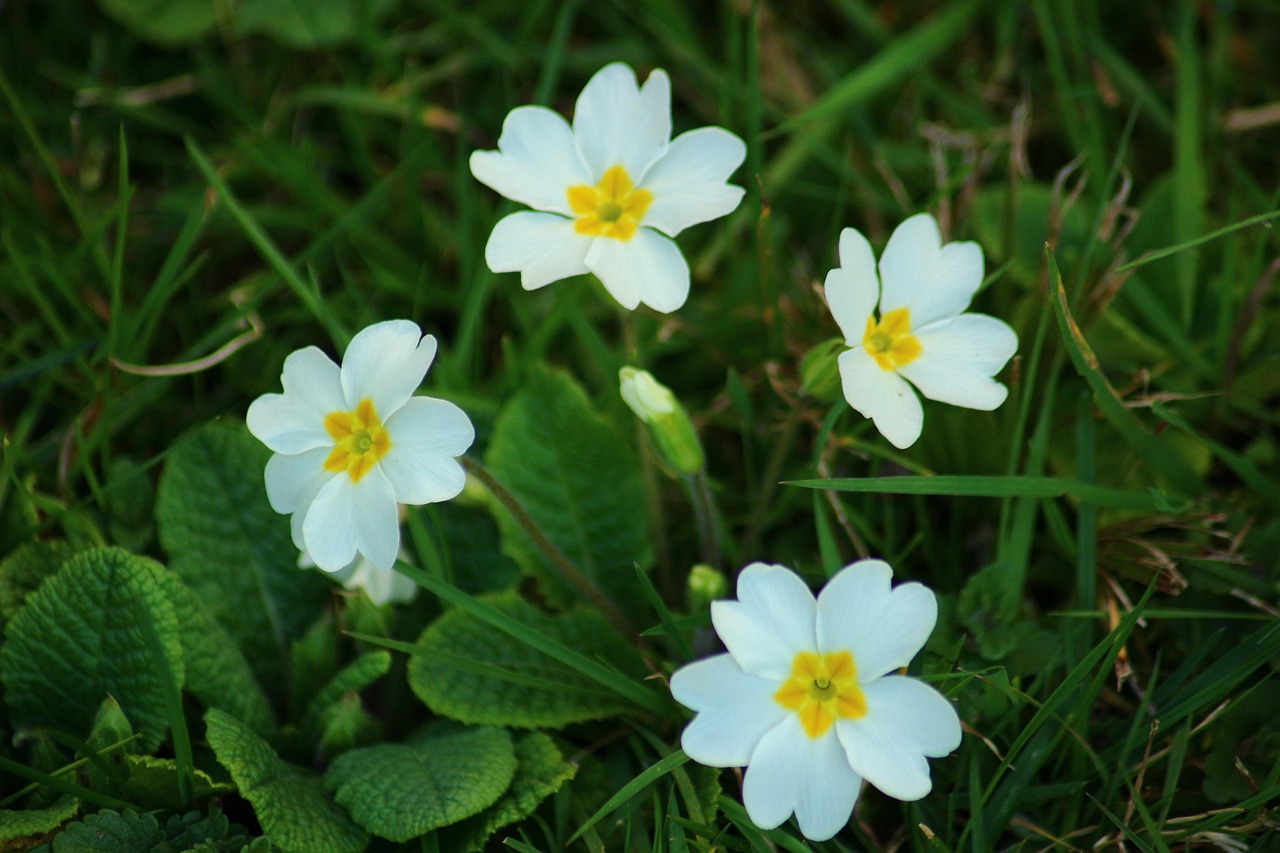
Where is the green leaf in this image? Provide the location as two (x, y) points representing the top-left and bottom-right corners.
(787, 474), (1181, 510)
(0, 540), (79, 622)
(1, 548), (183, 752)
(434, 503), (522, 596)
(0, 796), (78, 842)
(121, 756), (235, 812)
(300, 652), (391, 740)
(49, 808), (164, 851)
(94, 0), (217, 46)
(152, 570), (277, 738)
(407, 591), (642, 728)
(234, 0), (397, 48)
(204, 709), (367, 853)
(156, 421), (330, 687)
(436, 732), (576, 853)
(325, 725), (516, 842)
(485, 368), (650, 617)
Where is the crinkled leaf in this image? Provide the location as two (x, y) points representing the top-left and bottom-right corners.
(156, 421), (329, 688)
(325, 725), (516, 842)
(122, 756), (235, 812)
(153, 570), (276, 738)
(0, 540), (79, 622)
(204, 709), (367, 853)
(94, 0), (217, 46)
(300, 651), (391, 739)
(407, 592), (641, 727)
(436, 732), (576, 853)
(486, 368), (650, 617)
(1, 548), (183, 752)
(49, 808), (163, 851)
(0, 796), (78, 842)
(234, 0), (397, 48)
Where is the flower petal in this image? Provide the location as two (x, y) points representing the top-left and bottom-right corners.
(836, 675), (961, 801)
(264, 448), (332, 553)
(825, 228), (880, 344)
(281, 346), (345, 413)
(584, 227), (690, 313)
(302, 467), (400, 571)
(742, 715), (860, 841)
(898, 314), (1017, 410)
(246, 393), (330, 455)
(343, 561), (418, 606)
(639, 127), (746, 237)
(379, 397), (474, 505)
(339, 320), (436, 418)
(670, 654), (787, 767)
(907, 241), (986, 328)
(816, 559), (937, 680)
(573, 63), (671, 180)
(485, 211), (593, 290)
(836, 347), (923, 449)
(877, 213), (941, 320)
(711, 563), (817, 680)
(469, 106), (593, 216)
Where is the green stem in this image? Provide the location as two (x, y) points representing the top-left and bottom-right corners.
(687, 471), (722, 569)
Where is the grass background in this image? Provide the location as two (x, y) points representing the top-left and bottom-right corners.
(2, 0), (1280, 849)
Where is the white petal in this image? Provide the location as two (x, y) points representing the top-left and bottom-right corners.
(711, 563), (817, 681)
(906, 240), (985, 328)
(742, 715), (860, 841)
(343, 561), (418, 606)
(264, 448), (331, 515)
(302, 468), (400, 571)
(246, 393), (330, 455)
(573, 63), (671, 180)
(837, 347), (923, 449)
(379, 397), (474, 505)
(339, 321), (436, 418)
(816, 559), (937, 680)
(878, 213), (941, 320)
(639, 128), (746, 237)
(898, 314), (1017, 410)
(836, 676), (961, 801)
(824, 228), (880, 344)
(469, 106), (593, 216)
(584, 228), (689, 313)
(670, 654), (787, 767)
(485, 211), (593, 290)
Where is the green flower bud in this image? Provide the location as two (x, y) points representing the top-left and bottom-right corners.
(619, 367), (705, 475)
(687, 563), (728, 611)
(800, 337), (848, 401)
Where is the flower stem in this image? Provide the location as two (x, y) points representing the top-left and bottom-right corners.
(687, 471), (722, 569)
(461, 457), (637, 640)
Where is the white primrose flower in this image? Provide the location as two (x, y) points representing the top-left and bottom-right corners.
(670, 560), (961, 842)
(299, 550), (419, 607)
(246, 320), (474, 572)
(824, 213), (1018, 449)
(470, 62), (747, 313)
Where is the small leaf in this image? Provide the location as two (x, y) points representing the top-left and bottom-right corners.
(486, 368), (650, 618)
(204, 709), (367, 853)
(49, 808), (163, 851)
(121, 756), (234, 812)
(325, 725), (516, 842)
(436, 732), (576, 853)
(300, 652), (391, 740)
(1, 548), (183, 752)
(0, 796), (78, 843)
(407, 592), (641, 728)
(156, 421), (330, 688)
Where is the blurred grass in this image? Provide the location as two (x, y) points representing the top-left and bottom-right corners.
(3, 0), (1280, 849)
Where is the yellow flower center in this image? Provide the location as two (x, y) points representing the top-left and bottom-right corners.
(323, 398), (392, 483)
(862, 308), (923, 371)
(567, 164), (653, 241)
(774, 650), (868, 739)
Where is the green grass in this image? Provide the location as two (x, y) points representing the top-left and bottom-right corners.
(3, 0), (1280, 850)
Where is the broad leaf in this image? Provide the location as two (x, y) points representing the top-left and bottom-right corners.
(46, 808), (163, 851)
(1, 548), (183, 752)
(0, 796), (79, 843)
(325, 725), (516, 842)
(407, 592), (641, 728)
(122, 756), (234, 811)
(156, 421), (329, 688)
(485, 368), (650, 618)
(204, 709), (367, 853)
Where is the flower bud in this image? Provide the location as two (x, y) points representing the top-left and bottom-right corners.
(800, 337), (847, 401)
(619, 367), (704, 475)
(687, 563), (728, 611)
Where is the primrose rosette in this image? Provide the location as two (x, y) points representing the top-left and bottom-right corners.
(670, 560), (962, 841)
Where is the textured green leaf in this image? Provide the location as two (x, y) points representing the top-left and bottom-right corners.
(435, 503), (521, 596)
(407, 592), (641, 727)
(1, 548), (183, 752)
(94, 0), (217, 46)
(485, 368), (649, 617)
(234, 0), (397, 48)
(49, 808), (163, 851)
(152, 570), (276, 738)
(156, 421), (330, 687)
(0, 540), (79, 622)
(204, 709), (367, 853)
(121, 756), (234, 812)
(300, 651), (391, 739)
(0, 796), (78, 842)
(436, 732), (576, 853)
(325, 725), (516, 842)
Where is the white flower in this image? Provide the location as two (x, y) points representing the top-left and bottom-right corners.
(246, 320), (474, 572)
(299, 550), (418, 607)
(470, 62), (747, 313)
(669, 560), (961, 842)
(824, 213), (1018, 449)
